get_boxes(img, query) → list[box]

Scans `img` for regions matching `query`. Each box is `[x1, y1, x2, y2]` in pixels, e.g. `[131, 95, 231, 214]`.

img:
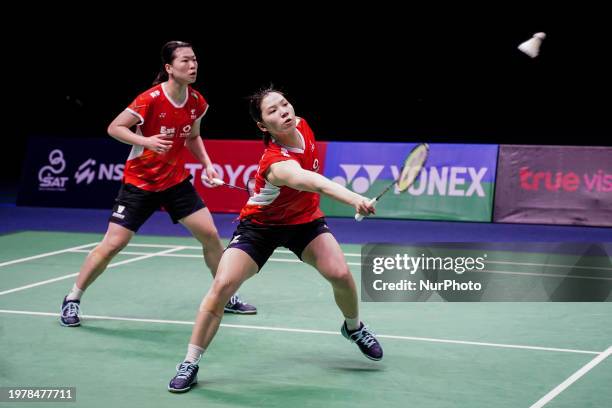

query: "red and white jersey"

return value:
[240, 118, 325, 225]
[123, 82, 208, 191]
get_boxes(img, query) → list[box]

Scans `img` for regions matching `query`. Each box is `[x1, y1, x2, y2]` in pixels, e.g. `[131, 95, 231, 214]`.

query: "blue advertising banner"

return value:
[320, 142, 498, 221]
[17, 137, 128, 208]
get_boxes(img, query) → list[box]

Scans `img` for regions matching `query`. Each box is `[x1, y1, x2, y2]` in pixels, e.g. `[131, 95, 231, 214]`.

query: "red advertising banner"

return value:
[494, 145, 612, 226]
[182, 140, 328, 213]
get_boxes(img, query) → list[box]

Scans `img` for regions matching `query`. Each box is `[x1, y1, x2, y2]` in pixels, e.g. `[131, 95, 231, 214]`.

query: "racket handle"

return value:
[354, 198, 378, 222]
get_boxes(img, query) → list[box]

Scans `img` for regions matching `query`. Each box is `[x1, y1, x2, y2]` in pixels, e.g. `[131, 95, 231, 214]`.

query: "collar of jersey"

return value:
[161, 82, 188, 108]
[272, 128, 305, 153]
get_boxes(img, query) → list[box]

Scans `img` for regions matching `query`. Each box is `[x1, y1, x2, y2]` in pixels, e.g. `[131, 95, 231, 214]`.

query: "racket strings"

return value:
[397, 145, 428, 191]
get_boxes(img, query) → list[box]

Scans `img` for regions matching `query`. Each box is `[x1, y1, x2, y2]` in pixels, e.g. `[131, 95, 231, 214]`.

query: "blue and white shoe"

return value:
[168, 362, 199, 393]
[341, 322, 383, 361]
[224, 294, 257, 315]
[60, 296, 81, 327]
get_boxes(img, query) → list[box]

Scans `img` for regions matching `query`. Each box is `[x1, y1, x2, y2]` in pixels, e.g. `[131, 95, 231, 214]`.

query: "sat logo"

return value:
[38, 149, 69, 191]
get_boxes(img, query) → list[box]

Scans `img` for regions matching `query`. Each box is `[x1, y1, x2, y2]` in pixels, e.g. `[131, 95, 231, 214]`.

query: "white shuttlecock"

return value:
[518, 32, 546, 58]
[210, 178, 225, 186]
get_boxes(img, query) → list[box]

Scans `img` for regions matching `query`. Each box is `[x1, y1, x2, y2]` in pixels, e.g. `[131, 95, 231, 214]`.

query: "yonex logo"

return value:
[332, 165, 487, 197]
[150, 90, 161, 98]
[332, 165, 384, 194]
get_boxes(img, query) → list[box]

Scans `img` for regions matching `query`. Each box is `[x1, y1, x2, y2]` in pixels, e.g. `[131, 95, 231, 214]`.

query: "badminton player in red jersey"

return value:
[168, 87, 383, 393]
[59, 41, 256, 328]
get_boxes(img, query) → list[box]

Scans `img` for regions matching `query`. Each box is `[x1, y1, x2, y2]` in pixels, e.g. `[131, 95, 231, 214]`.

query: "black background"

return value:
[7, 7, 611, 187]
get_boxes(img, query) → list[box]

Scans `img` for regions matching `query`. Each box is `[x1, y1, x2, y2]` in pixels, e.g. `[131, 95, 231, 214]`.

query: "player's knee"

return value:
[195, 227, 221, 247]
[199, 279, 234, 313]
[211, 277, 237, 298]
[100, 237, 129, 257]
[325, 264, 352, 287]
[199, 294, 224, 317]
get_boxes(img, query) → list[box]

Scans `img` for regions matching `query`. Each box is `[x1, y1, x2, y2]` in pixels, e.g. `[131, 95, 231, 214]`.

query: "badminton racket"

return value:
[355, 143, 429, 221]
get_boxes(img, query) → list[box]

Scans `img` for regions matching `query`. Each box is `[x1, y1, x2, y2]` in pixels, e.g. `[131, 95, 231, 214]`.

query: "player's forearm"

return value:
[107, 125, 147, 146]
[291, 171, 362, 206]
[186, 136, 213, 167]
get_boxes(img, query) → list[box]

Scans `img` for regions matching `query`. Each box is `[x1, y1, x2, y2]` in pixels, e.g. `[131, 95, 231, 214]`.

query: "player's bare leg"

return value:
[60, 223, 133, 327]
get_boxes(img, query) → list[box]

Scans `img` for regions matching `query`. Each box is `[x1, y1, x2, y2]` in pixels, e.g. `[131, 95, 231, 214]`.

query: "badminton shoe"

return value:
[168, 362, 199, 393]
[341, 321, 383, 361]
[224, 294, 257, 314]
[59, 296, 81, 327]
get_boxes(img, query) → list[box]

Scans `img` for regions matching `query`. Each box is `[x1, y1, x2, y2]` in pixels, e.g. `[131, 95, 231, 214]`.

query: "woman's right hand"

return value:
[144, 134, 174, 154]
[354, 196, 377, 217]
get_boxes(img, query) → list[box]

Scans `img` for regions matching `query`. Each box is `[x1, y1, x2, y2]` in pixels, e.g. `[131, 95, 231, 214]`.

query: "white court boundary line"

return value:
[3, 240, 611, 297]
[0, 242, 99, 268]
[529, 345, 612, 407]
[0, 309, 602, 356]
[0, 247, 185, 296]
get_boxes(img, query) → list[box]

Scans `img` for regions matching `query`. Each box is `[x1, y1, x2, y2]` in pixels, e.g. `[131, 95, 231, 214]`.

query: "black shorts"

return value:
[226, 217, 332, 271]
[108, 177, 205, 232]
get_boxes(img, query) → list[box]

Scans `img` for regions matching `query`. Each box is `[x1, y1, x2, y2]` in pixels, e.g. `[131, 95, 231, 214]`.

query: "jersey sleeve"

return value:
[191, 89, 209, 121]
[126, 92, 153, 125]
[258, 149, 299, 180]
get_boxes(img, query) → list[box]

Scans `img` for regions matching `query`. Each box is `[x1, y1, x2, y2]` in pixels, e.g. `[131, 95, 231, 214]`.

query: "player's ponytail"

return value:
[153, 41, 193, 85]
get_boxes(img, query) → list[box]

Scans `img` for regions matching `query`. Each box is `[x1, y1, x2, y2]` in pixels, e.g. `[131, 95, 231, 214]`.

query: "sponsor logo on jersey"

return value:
[180, 124, 192, 138]
[313, 158, 319, 171]
[160, 126, 176, 135]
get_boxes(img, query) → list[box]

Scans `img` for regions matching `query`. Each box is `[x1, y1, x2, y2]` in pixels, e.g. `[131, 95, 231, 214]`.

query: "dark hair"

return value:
[153, 41, 193, 85]
[248, 85, 286, 146]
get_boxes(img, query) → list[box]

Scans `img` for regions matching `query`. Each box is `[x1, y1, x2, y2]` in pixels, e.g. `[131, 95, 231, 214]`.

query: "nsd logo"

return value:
[519, 167, 612, 192]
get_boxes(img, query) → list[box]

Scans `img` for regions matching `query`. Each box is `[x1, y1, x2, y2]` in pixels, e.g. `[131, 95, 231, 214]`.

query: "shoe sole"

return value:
[363, 353, 383, 361]
[59, 320, 80, 327]
[223, 308, 257, 315]
[168, 380, 197, 393]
